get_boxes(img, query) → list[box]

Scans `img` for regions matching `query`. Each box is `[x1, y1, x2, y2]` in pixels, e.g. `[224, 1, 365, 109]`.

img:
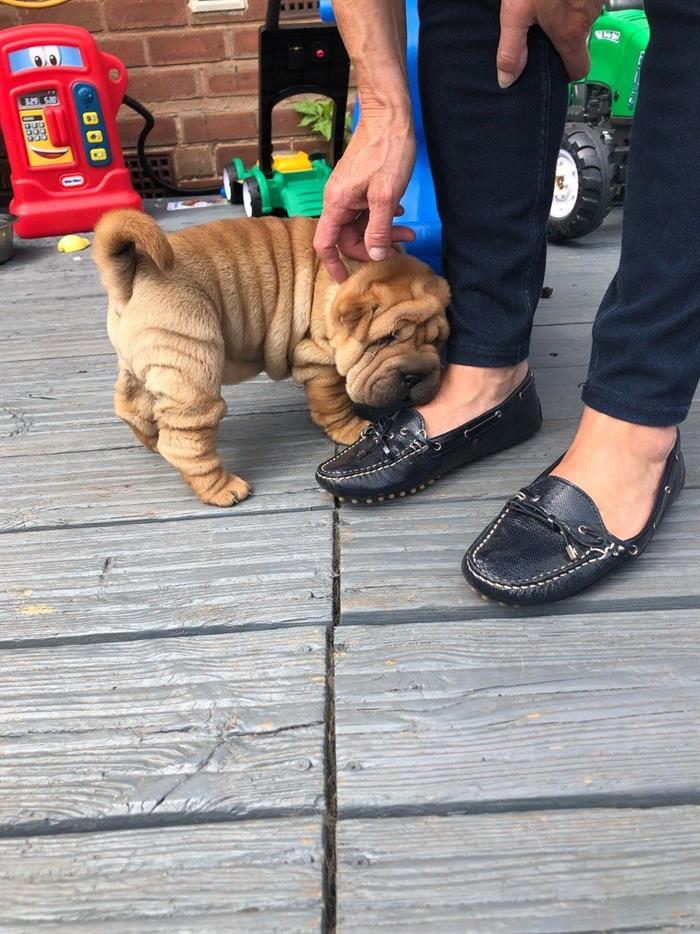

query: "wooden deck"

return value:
[1, 202, 698, 932]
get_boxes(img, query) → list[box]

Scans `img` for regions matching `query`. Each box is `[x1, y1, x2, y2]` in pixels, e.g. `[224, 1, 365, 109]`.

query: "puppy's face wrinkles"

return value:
[329, 255, 451, 410]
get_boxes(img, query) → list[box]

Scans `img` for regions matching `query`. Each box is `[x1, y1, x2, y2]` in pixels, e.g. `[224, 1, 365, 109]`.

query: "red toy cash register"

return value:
[0, 24, 141, 238]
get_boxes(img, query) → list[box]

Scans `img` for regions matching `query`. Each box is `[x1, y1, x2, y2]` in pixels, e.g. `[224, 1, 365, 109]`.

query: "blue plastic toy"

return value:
[319, 0, 442, 272]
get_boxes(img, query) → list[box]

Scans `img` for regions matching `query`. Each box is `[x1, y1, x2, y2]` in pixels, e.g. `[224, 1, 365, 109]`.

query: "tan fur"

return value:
[94, 209, 450, 506]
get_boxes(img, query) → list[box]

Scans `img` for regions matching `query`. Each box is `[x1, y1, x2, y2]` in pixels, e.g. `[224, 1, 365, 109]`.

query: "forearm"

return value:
[332, 0, 411, 119]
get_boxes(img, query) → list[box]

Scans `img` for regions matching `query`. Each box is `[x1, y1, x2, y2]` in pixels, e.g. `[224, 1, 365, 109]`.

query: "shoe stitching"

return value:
[465, 551, 615, 591]
[318, 375, 536, 477]
[468, 505, 619, 589]
[321, 440, 427, 481]
[319, 432, 371, 469]
[318, 425, 423, 475]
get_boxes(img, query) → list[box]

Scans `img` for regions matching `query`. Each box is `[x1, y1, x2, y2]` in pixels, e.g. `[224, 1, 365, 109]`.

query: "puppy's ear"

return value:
[418, 272, 451, 311]
[330, 287, 379, 342]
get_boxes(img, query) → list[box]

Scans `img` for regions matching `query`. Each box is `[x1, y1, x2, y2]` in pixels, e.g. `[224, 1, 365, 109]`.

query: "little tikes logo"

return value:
[61, 174, 85, 188]
[594, 29, 621, 43]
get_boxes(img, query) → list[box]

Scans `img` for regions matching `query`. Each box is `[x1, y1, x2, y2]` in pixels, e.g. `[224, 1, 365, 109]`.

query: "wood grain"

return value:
[1, 408, 331, 529]
[0, 628, 326, 831]
[0, 817, 322, 932]
[2, 357, 314, 458]
[339, 490, 700, 624]
[336, 806, 700, 932]
[1, 510, 331, 644]
[334, 612, 700, 812]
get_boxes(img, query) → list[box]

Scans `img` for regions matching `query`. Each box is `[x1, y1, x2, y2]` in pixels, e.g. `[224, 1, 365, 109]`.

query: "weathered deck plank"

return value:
[0, 817, 322, 932]
[1, 510, 331, 644]
[0, 628, 326, 832]
[334, 612, 700, 813]
[339, 490, 700, 624]
[336, 806, 700, 932]
[2, 357, 312, 458]
[1, 409, 330, 529]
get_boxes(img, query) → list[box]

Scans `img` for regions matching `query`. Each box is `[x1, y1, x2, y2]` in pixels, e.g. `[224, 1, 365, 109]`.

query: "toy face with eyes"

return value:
[9, 44, 84, 74]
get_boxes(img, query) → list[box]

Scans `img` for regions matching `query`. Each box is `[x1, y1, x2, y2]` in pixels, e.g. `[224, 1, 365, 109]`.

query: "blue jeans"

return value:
[419, 0, 700, 427]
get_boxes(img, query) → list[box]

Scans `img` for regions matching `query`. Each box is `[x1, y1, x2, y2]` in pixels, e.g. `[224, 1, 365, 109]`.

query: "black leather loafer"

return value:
[462, 432, 685, 605]
[316, 370, 542, 503]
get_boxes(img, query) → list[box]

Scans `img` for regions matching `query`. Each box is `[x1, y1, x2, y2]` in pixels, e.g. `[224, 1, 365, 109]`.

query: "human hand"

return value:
[497, 0, 602, 88]
[313, 108, 417, 283]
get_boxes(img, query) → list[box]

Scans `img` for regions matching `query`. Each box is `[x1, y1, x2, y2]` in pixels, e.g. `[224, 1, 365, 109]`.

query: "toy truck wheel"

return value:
[242, 178, 263, 218]
[222, 165, 243, 205]
[548, 123, 616, 242]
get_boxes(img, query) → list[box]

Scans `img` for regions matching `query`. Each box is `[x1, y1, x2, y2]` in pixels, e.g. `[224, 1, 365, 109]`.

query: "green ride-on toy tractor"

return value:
[548, 1, 649, 242]
[222, 0, 349, 218]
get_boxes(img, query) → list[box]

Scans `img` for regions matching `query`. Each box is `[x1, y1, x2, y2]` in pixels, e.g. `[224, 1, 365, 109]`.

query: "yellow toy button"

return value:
[86, 130, 103, 143]
[90, 147, 107, 161]
[82, 112, 99, 125]
[272, 150, 314, 173]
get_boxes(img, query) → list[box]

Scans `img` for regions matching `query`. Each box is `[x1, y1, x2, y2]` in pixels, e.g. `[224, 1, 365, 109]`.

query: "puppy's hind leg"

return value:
[115, 367, 159, 452]
[146, 363, 251, 507]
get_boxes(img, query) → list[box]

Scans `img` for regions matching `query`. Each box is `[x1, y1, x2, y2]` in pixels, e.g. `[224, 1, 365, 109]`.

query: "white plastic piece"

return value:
[189, 0, 246, 12]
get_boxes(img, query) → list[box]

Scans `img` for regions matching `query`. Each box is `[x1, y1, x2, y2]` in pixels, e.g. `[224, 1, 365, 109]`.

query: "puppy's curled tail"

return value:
[93, 209, 174, 304]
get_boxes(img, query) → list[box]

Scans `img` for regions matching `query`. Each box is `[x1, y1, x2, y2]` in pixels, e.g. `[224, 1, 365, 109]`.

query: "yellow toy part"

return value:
[271, 150, 313, 174]
[0, 1, 72, 8]
[57, 234, 90, 253]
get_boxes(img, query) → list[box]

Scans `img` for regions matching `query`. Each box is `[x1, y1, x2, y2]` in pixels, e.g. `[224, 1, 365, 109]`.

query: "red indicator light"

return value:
[315, 48, 326, 59]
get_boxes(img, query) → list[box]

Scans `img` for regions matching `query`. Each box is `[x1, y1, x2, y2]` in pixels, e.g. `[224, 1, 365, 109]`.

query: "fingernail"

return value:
[497, 69, 515, 89]
[369, 247, 388, 261]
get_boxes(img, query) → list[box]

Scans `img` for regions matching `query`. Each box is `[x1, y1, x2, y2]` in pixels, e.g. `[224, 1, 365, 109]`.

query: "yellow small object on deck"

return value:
[57, 234, 91, 253]
[272, 151, 313, 174]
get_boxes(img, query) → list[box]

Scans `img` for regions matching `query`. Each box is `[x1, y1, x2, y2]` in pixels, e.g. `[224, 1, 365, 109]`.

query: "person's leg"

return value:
[315, 0, 570, 502]
[416, 0, 568, 435]
[464, 0, 697, 603]
[551, 0, 700, 539]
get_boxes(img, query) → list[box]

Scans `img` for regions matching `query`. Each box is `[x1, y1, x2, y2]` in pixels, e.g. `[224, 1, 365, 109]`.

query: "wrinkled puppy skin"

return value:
[94, 210, 450, 506]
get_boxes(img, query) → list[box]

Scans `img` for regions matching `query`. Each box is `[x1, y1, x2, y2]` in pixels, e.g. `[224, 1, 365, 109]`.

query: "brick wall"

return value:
[0, 0, 340, 193]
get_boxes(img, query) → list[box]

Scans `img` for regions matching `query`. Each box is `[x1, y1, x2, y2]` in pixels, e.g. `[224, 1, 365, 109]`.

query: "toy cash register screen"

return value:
[18, 89, 59, 108]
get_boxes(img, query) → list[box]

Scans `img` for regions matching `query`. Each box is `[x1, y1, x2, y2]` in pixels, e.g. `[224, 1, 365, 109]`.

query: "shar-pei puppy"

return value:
[93, 210, 450, 506]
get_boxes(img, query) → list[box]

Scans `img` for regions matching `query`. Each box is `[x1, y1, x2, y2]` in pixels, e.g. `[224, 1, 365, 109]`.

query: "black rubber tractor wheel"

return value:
[222, 164, 243, 205]
[241, 177, 263, 218]
[548, 122, 617, 243]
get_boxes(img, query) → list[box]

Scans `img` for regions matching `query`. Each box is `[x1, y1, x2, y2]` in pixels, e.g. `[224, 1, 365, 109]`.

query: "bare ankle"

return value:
[569, 408, 677, 464]
[416, 360, 529, 437]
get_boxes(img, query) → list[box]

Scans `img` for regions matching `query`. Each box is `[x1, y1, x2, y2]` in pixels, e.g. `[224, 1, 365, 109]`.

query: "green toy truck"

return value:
[548, 1, 649, 241]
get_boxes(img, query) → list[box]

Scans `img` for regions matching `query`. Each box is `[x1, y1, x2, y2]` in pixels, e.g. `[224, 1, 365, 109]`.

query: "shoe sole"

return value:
[330, 426, 543, 506]
[466, 582, 519, 608]
[336, 477, 438, 505]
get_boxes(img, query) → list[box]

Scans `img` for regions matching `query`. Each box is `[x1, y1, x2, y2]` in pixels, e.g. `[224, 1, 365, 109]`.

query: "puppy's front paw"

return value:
[327, 417, 370, 447]
[197, 472, 253, 507]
